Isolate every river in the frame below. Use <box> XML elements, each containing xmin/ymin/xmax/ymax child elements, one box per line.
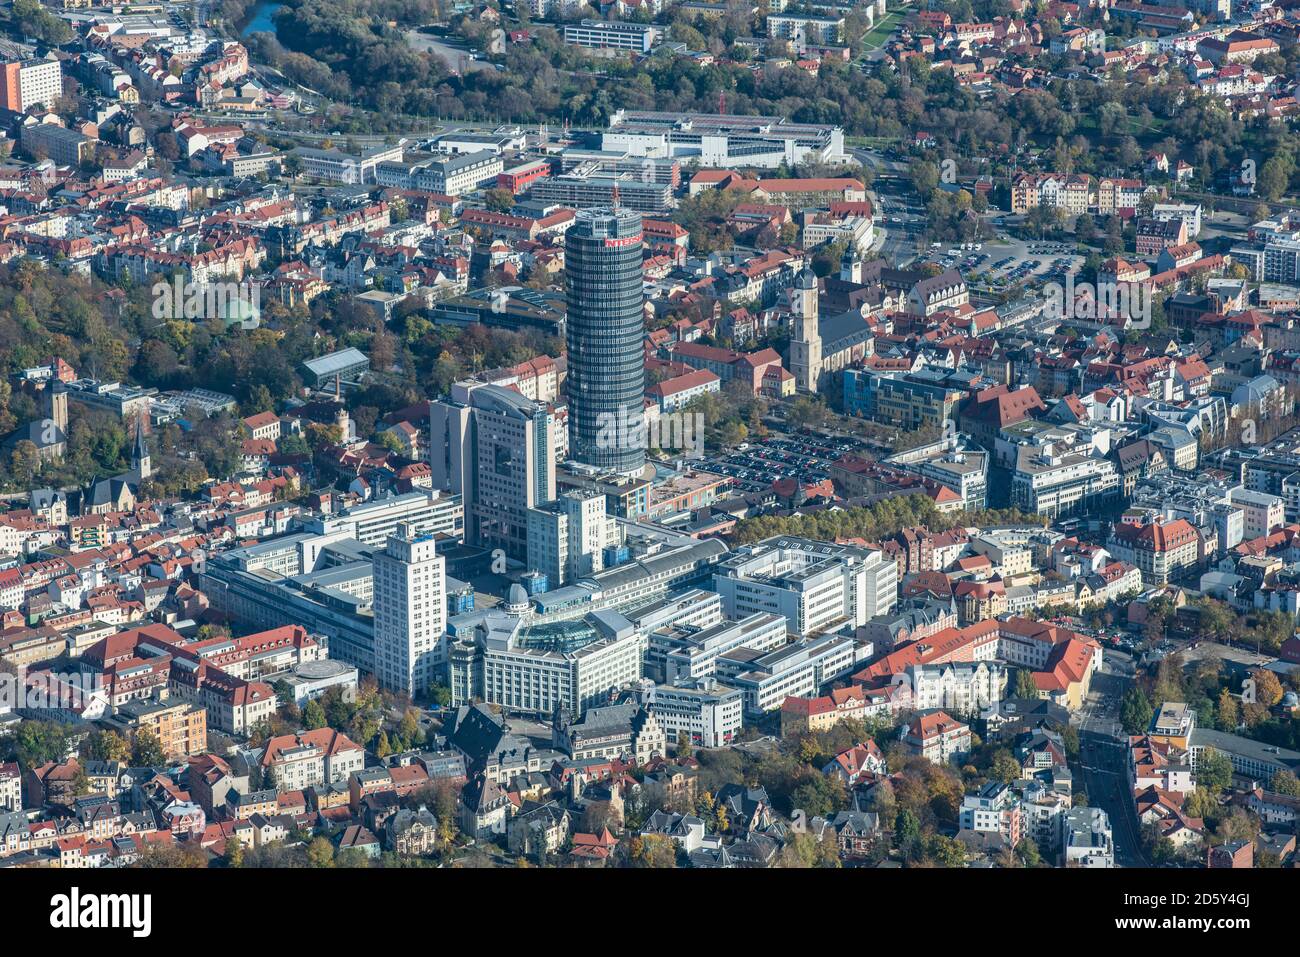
<box><xmin>240</xmin><ymin>0</ymin><xmax>282</xmax><ymax>37</ymax></box>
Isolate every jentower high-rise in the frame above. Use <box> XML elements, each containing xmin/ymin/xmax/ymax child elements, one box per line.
<box><xmin>565</xmin><ymin>207</ymin><xmax>646</xmax><ymax>476</ymax></box>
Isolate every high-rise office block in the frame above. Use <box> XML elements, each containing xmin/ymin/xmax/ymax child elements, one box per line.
<box><xmin>428</xmin><ymin>382</ymin><xmax>556</xmax><ymax>560</ymax></box>
<box><xmin>373</xmin><ymin>521</ymin><xmax>446</xmax><ymax>697</ymax></box>
<box><xmin>526</xmin><ymin>488</ymin><xmax>612</xmax><ymax>587</ymax></box>
<box><xmin>565</xmin><ymin>207</ymin><xmax>646</xmax><ymax>476</ymax></box>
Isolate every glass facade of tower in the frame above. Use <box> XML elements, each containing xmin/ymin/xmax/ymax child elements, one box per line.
<box><xmin>565</xmin><ymin>207</ymin><xmax>646</xmax><ymax>475</ymax></box>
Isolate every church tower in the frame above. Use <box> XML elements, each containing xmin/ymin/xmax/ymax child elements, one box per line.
<box><xmin>840</xmin><ymin>245</ymin><xmax>862</xmax><ymax>284</ymax></box>
<box><xmin>789</xmin><ymin>265</ymin><xmax>822</xmax><ymax>393</ymax></box>
<box><xmin>49</xmin><ymin>385</ymin><xmax>67</xmax><ymax>436</ymax></box>
<box><xmin>132</xmin><ymin>414</ymin><xmax>151</xmax><ymax>481</ymax></box>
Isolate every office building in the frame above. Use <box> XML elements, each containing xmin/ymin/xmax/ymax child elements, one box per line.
<box><xmin>563</xmin><ymin>19</ymin><xmax>660</xmax><ymax>53</ymax></box>
<box><xmin>643</xmin><ymin>679</ymin><xmax>744</xmax><ymax>748</ymax></box>
<box><xmin>446</xmin><ymin>608</ymin><xmax>642</xmax><ymax>717</ymax></box>
<box><xmin>526</xmin><ymin>488</ymin><xmax>613</xmax><ymax>587</ymax></box>
<box><xmin>713</xmin><ymin>536</ymin><xmax>897</xmax><ymax>635</ymax></box>
<box><xmin>714</xmin><ymin>633</ymin><xmax>859</xmax><ymax>716</ymax></box>
<box><xmin>373</xmin><ymin>522</ymin><xmax>447</xmax><ymax>696</ymax></box>
<box><xmin>293</xmin><ymin>141</ymin><xmax>405</xmax><ymax>184</ymax></box>
<box><xmin>429</xmin><ymin>382</ymin><xmax>557</xmax><ymax>560</ymax></box>
<box><xmin>565</xmin><ymin>208</ymin><xmax>646</xmax><ymax>476</ymax></box>
<box><xmin>531</xmin><ymin>171</ymin><xmax>674</xmax><ymax>213</ymax></box>
<box><xmin>307</xmin><ymin>490</ymin><xmax>463</xmax><ymax>546</ymax></box>
<box><xmin>646</xmin><ymin>611</ymin><xmax>789</xmax><ymax>684</ymax></box>
<box><xmin>376</xmin><ymin>149</ymin><xmax>504</xmax><ymax>196</ymax></box>
<box><xmin>603</xmin><ymin>109</ymin><xmax>847</xmax><ymax>169</ymax></box>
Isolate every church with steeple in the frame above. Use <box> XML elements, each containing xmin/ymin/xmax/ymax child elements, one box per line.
<box><xmin>785</xmin><ymin>253</ymin><xmax>877</xmax><ymax>394</ymax></box>
<box><xmin>789</xmin><ymin>266</ymin><xmax>822</xmax><ymax>392</ymax></box>
<box><xmin>82</xmin><ymin>414</ymin><xmax>152</xmax><ymax>516</ymax></box>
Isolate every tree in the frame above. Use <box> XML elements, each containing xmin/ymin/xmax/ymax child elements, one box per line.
<box><xmin>1270</xmin><ymin>769</ymin><xmax>1300</xmax><ymax>797</ymax></box>
<box><xmin>1120</xmin><ymin>686</ymin><xmax>1153</xmax><ymax>735</ymax></box>
<box><xmin>1185</xmin><ymin>786</ymin><xmax>1220</xmax><ymax>822</ymax></box>
<box><xmin>990</xmin><ymin>750</ymin><xmax>1021</xmax><ymax>785</ymax></box>
<box><xmin>1015</xmin><ymin>838</ymin><xmax>1042</xmax><ymax>867</ymax></box>
<box><xmin>398</xmin><ymin>708</ymin><xmax>421</xmax><ymax>748</ymax></box>
<box><xmin>307</xmin><ymin>837</ymin><xmax>336</xmax><ymax>868</ymax></box>
<box><xmin>1013</xmin><ymin>668</ymin><xmax>1039</xmax><ymax>699</ymax></box>
<box><xmin>133</xmin><ymin>843</ymin><xmax>207</xmax><ymax>868</ymax></box>
<box><xmin>483</xmin><ymin>188</ymin><xmax>515</xmax><ymax>212</ymax></box>
<box><xmin>12</xmin><ymin>720</ymin><xmax>70</xmax><ymax>768</ymax></box>
<box><xmin>303</xmin><ymin>699</ymin><xmax>327</xmax><ymax>731</ymax></box>
<box><xmin>627</xmin><ymin>834</ymin><xmax>677</xmax><ymax>868</ymax></box>
<box><xmin>337</xmin><ymin>847</ymin><xmax>373</xmax><ymax>868</ymax></box>
<box><xmin>675</xmin><ymin>731</ymin><xmax>693</xmax><ymax>760</ymax></box>
<box><xmin>1250</xmin><ymin>669</ymin><xmax>1284</xmax><ymax>708</ymax></box>
<box><xmin>1216</xmin><ymin>689</ymin><xmax>1240</xmax><ymax>731</ymax></box>
<box><xmin>224</xmin><ymin>835</ymin><xmax>245</xmax><ymax>868</ymax></box>
<box><xmin>894</xmin><ymin>807</ymin><xmax>920</xmax><ymax>847</ymax></box>
<box><xmin>86</xmin><ymin>729</ymin><xmax>131</xmax><ymax>763</ymax></box>
<box><xmin>1197</xmin><ymin>747</ymin><xmax>1233</xmax><ymax>793</ymax></box>
<box><xmin>924</xmin><ymin>834</ymin><xmax>967</xmax><ymax>867</ymax></box>
<box><xmin>131</xmin><ymin>729</ymin><xmax>166</xmax><ymax>767</ymax></box>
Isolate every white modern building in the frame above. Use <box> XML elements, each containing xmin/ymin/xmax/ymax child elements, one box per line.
<box><xmin>714</xmin><ymin>633</ymin><xmax>859</xmax><ymax>715</ymax></box>
<box><xmin>1063</xmin><ymin>806</ymin><xmax>1114</xmax><ymax>867</ymax></box>
<box><xmin>527</xmin><ymin>489</ymin><xmax>613</xmax><ymax>587</ymax></box>
<box><xmin>306</xmin><ymin>490</ymin><xmax>463</xmax><ymax>546</ymax></box>
<box><xmin>372</xmin><ymin>522</ymin><xmax>447</xmax><ymax>696</ymax></box>
<box><xmin>563</xmin><ymin>19</ymin><xmax>660</xmax><ymax>53</ymax></box>
<box><xmin>713</xmin><ymin>536</ymin><xmax>896</xmax><ymax>635</ymax></box>
<box><xmin>647</xmin><ymin>611</ymin><xmax>789</xmax><ymax>684</ymax></box>
<box><xmin>376</xmin><ymin>149</ymin><xmax>504</xmax><ymax>196</ymax></box>
<box><xmin>446</xmin><ymin>609</ymin><xmax>642</xmax><ymax>718</ymax></box>
<box><xmin>5</xmin><ymin>57</ymin><xmax>62</xmax><ymax>112</ymax></box>
<box><xmin>603</xmin><ymin>110</ymin><xmax>848</xmax><ymax>169</ymax></box>
<box><xmin>644</xmin><ymin>679</ymin><xmax>744</xmax><ymax>748</ymax></box>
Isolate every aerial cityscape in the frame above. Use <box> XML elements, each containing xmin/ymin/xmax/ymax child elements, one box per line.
<box><xmin>0</xmin><ymin>0</ymin><xmax>1294</xmax><ymax>896</ymax></box>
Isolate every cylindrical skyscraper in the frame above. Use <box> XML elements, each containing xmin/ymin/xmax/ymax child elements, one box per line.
<box><xmin>565</xmin><ymin>207</ymin><xmax>646</xmax><ymax>476</ymax></box>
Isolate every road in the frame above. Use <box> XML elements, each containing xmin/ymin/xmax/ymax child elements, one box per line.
<box><xmin>856</xmin><ymin>151</ymin><xmax>927</xmax><ymax>266</ymax></box>
<box><xmin>1076</xmin><ymin>657</ymin><xmax>1147</xmax><ymax>866</ymax></box>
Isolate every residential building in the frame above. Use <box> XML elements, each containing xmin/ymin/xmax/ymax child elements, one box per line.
<box><xmin>902</xmin><ymin>710</ymin><xmax>972</xmax><ymax>765</ymax></box>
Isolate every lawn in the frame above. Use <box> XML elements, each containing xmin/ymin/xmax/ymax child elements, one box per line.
<box><xmin>860</xmin><ymin>8</ymin><xmax>908</xmax><ymax>53</ymax></box>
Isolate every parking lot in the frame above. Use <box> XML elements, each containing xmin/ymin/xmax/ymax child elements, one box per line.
<box><xmin>919</xmin><ymin>236</ymin><xmax>1087</xmax><ymax>291</ymax></box>
<box><xmin>979</xmin><ymin>240</ymin><xmax>1085</xmax><ymax>287</ymax></box>
<box><xmin>698</xmin><ymin>434</ymin><xmax>862</xmax><ymax>492</ymax></box>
